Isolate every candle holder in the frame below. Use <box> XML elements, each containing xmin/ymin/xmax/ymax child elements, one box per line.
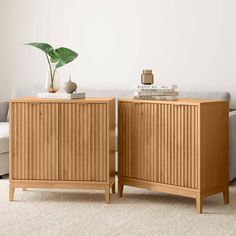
<box><xmin>141</xmin><ymin>69</ymin><xmax>154</xmax><ymax>85</ymax></box>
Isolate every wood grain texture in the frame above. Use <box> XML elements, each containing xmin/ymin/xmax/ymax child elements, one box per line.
<box><xmin>118</xmin><ymin>99</ymin><xmax>229</xmax><ymax>213</ymax></box>
<box><xmin>9</xmin><ymin>98</ymin><xmax>116</xmax><ymax>203</ymax></box>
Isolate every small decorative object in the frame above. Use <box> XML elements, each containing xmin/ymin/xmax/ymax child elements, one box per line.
<box><xmin>25</xmin><ymin>42</ymin><xmax>78</xmax><ymax>93</ymax></box>
<box><xmin>141</xmin><ymin>69</ymin><xmax>154</xmax><ymax>85</ymax></box>
<box><xmin>64</xmin><ymin>76</ymin><xmax>77</xmax><ymax>94</ymax></box>
<box><xmin>134</xmin><ymin>69</ymin><xmax>178</xmax><ymax>100</ymax></box>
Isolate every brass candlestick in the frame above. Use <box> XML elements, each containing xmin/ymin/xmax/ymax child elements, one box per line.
<box><xmin>141</xmin><ymin>69</ymin><xmax>154</xmax><ymax>85</ymax></box>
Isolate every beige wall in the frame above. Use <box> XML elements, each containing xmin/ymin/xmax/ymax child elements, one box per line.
<box><xmin>1</xmin><ymin>0</ymin><xmax>236</xmax><ymax>105</ymax></box>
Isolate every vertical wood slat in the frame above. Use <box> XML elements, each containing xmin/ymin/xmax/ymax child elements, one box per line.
<box><xmin>125</xmin><ymin>103</ymin><xmax>128</xmax><ymax>177</ymax></box>
<box><xmin>138</xmin><ymin>104</ymin><xmax>142</xmax><ymax>179</ymax></box>
<box><xmin>158</xmin><ymin>104</ymin><xmax>162</xmax><ymax>183</ymax></box>
<box><xmin>187</xmin><ymin>106</ymin><xmax>191</xmax><ymax>188</ymax></box>
<box><xmin>131</xmin><ymin>103</ymin><xmax>135</xmax><ymax>178</ymax></box>
<box><xmin>150</xmin><ymin>104</ymin><xmax>154</xmax><ymax>181</ymax></box>
<box><xmin>167</xmin><ymin>104</ymin><xmax>171</xmax><ymax>185</ymax></box>
<box><xmin>162</xmin><ymin>104</ymin><xmax>165</xmax><ymax>183</ymax></box>
<box><xmin>119</xmin><ymin>101</ymin><xmax>199</xmax><ymax>189</ymax></box>
<box><xmin>171</xmin><ymin>105</ymin><xmax>174</xmax><ymax>185</ymax></box>
<box><xmin>134</xmin><ymin>103</ymin><xmax>138</xmax><ymax>178</ymax></box>
<box><xmin>143</xmin><ymin>104</ymin><xmax>147</xmax><ymax>180</ymax></box>
<box><xmin>146</xmin><ymin>104</ymin><xmax>150</xmax><ymax>180</ymax></box>
<box><xmin>153</xmin><ymin>104</ymin><xmax>157</xmax><ymax>181</ymax></box>
<box><xmin>118</xmin><ymin>102</ymin><xmax>123</xmax><ymax>177</ymax></box>
<box><xmin>137</xmin><ymin>104</ymin><xmax>141</xmax><ymax>179</ymax></box>
<box><xmin>92</xmin><ymin>104</ymin><xmax>96</xmax><ymax>180</ymax></box>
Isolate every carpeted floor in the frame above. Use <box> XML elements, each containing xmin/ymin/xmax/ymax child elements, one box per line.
<box><xmin>0</xmin><ymin>178</ymin><xmax>236</xmax><ymax>236</ymax></box>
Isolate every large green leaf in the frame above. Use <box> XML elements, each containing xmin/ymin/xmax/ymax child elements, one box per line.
<box><xmin>25</xmin><ymin>42</ymin><xmax>56</xmax><ymax>58</ymax></box>
<box><xmin>52</xmin><ymin>47</ymin><xmax>78</xmax><ymax>68</ymax></box>
<box><xmin>25</xmin><ymin>42</ymin><xmax>78</xmax><ymax>69</ymax></box>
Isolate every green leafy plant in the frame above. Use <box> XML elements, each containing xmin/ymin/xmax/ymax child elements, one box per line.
<box><xmin>25</xmin><ymin>42</ymin><xmax>78</xmax><ymax>92</ymax></box>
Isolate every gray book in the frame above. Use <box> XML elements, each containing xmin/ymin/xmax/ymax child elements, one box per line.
<box><xmin>134</xmin><ymin>95</ymin><xmax>178</xmax><ymax>101</ymax></box>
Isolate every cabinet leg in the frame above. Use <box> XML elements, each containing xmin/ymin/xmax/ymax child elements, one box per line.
<box><xmin>105</xmin><ymin>187</ymin><xmax>110</xmax><ymax>204</ymax></box>
<box><xmin>196</xmin><ymin>195</ymin><xmax>203</xmax><ymax>214</ymax></box>
<box><xmin>22</xmin><ymin>188</ymin><xmax>26</xmax><ymax>191</ymax></box>
<box><xmin>112</xmin><ymin>182</ymin><xmax>115</xmax><ymax>194</ymax></box>
<box><xmin>9</xmin><ymin>185</ymin><xmax>15</xmax><ymax>201</ymax></box>
<box><xmin>223</xmin><ymin>188</ymin><xmax>229</xmax><ymax>204</ymax></box>
<box><xmin>118</xmin><ymin>181</ymin><xmax>124</xmax><ymax>198</ymax></box>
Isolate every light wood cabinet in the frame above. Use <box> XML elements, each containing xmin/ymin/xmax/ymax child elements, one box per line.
<box><xmin>10</xmin><ymin>98</ymin><xmax>115</xmax><ymax>203</ymax></box>
<box><xmin>118</xmin><ymin>98</ymin><xmax>229</xmax><ymax>213</ymax></box>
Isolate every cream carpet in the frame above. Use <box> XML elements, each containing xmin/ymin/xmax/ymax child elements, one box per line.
<box><xmin>0</xmin><ymin>178</ymin><xmax>236</xmax><ymax>236</ymax></box>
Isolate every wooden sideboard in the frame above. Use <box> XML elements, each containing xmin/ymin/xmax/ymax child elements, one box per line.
<box><xmin>118</xmin><ymin>98</ymin><xmax>229</xmax><ymax>213</ymax></box>
<box><xmin>9</xmin><ymin>97</ymin><xmax>115</xmax><ymax>203</ymax></box>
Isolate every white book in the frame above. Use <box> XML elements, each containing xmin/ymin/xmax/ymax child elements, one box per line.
<box><xmin>37</xmin><ymin>92</ymin><xmax>86</xmax><ymax>99</ymax></box>
<box><xmin>137</xmin><ymin>84</ymin><xmax>178</xmax><ymax>90</ymax></box>
<box><xmin>138</xmin><ymin>88</ymin><xmax>175</xmax><ymax>92</ymax></box>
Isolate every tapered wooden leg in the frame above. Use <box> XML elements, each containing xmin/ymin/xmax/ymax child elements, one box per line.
<box><xmin>9</xmin><ymin>185</ymin><xmax>15</xmax><ymax>201</ymax></box>
<box><xmin>223</xmin><ymin>188</ymin><xmax>229</xmax><ymax>204</ymax></box>
<box><xmin>105</xmin><ymin>187</ymin><xmax>110</xmax><ymax>204</ymax></box>
<box><xmin>118</xmin><ymin>181</ymin><xmax>124</xmax><ymax>198</ymax></box>
<box><xmin>22</xmin><ymin>188</ymin><xmax>26</xmax><ymax>191</ymax></box>
<box><xmin>112</xmin><ymin>182</ymin><xmax>115</xmax><ymax>194</ymax></box>
<box><xmin>196</xmin><ymin>195</ymin><xmax>203</xmax><ymax>214</ymax></box>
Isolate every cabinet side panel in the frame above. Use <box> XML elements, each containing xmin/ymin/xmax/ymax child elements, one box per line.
<box><xmin>109</xmin><ymin>99</ymin><xmax>115</xmax><ymax>180</ymax></box>
<box><xmin>200</xmin><ymin>102</ymin><xmax>229</xmax><ymax>191</ymax></box>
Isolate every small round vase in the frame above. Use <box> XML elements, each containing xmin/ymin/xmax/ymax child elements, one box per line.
<box><xmin>45</xmin><ymin>68</ymin><xmax>60</xmax><ymax>93</ymax></box>
<box><xmin>64</xmin><ymin>77</ymin><xmax>77</xmax><ymax>94</ymax></box>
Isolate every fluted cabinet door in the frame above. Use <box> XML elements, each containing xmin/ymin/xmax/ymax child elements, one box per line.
<box><xmin>59</xmin><ymin>103</ymin><xmax>108</xmax><ymax>181</ymax></box>
<box><xmin>119</xmin><ymin>102</ymin><xmax>199</xmax><ymax>189</ymax></box>
<box><xmin>11</xmin><ymin>102</ymin><xmax>59</xmax><ymax>180</ymax></box>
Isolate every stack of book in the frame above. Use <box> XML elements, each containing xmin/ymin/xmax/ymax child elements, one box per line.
<box><xmin>134</xmin><ymin>84</ymin><xmax>178</xmax><ymax>100</ymax></box>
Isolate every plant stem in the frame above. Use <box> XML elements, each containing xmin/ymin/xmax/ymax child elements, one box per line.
<box><xmin>52</xmin><ymin>68</ymin><xmax>56</xmax><ymax>82</ymax></box>
<box><xmin>45</xmin><ymin>53</ymin><xmax>54</xmax><ymax>89</ymax></box>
